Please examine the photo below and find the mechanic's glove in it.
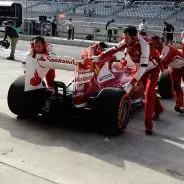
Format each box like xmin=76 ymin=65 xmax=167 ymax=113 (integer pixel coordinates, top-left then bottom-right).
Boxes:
xmin=91 ymin=55 xmax=100 ymax=62
xmin=124 ymin=82 xmax=133 ymax=94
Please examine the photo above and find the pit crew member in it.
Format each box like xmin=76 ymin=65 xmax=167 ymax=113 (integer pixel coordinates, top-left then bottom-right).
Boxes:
xmin=28 ymin=36 xmax=56 ymax=88
xmin=92 ymin=25 xmax=163 ymax=135
xmin=151 ymin=36 xmax=184 ymax=113
xmin=81 ymin=42 xmax=107 ymax=59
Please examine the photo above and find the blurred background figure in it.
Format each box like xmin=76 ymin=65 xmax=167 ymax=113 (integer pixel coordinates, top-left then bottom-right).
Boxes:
xmin=106 ymin=19 xmax=115 ymax=42
xmin=64 ymin=18 xmax=74 ymax=40
xmin=163 ymin=21 xmax=174 ymax=45
xmin=3 ymin=21 xmax=19 ymax=60
xmin=51 ymin=15 xmax=57 ymax=36
xmin=138 ymin=18 xmax=148 ymax=36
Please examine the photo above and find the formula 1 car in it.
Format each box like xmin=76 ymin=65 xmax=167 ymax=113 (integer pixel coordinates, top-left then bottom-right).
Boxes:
xmin=7 ymin=54 xmax=172 ymax=135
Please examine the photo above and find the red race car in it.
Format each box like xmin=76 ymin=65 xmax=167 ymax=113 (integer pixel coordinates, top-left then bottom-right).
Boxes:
xmin=7 ymin=54 xmax=172 ymax=135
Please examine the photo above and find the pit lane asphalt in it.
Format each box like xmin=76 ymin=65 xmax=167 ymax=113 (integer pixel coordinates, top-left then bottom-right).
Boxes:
xmin=0 ymin=42 xmax=184 ymax=184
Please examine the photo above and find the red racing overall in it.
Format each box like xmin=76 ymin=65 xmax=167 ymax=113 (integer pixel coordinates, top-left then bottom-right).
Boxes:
xmin=81 ymin=44 xmax=99 ymax=59
xmin=160 ymin=44 xmax=184 ymax=109
xmin=30 ymin=43 xmax=55 ymax=88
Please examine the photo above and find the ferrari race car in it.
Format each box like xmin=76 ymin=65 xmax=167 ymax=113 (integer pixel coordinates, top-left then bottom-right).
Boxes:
xmin=7 ymin=53 xmax=172 ymax=135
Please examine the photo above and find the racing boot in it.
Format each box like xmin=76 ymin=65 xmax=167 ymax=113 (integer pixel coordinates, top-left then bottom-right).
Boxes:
xmin=145 ymin=129 xmax=153 ymax=135
xmin=174 ymin=106 xmax=184 ymax=113
xmin=152 ymin=114 xmax=160 ymax=121
xmin=152 ymin=108 xmax=164 ymax=121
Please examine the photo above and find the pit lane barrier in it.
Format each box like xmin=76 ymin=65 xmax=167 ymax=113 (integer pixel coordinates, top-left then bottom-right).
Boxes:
xmin=0 ymin=29 xmax=182 ymax=49
xmin=0 ymin=26 xmax=183 ymax=71
xmin=1 ymin=19 xmax=183 ymax=47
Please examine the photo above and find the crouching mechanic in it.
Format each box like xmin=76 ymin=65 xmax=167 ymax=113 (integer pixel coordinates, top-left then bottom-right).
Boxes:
xmin=28 ymin=36 xmax=56 ymax=88
xmin=81 ymin=42 xmax=107 ymax=59
xmin=81 ymin=41 xmax=118 ymax=70
xmin=92 ymin=25 xmax=163 ymax=135
xmin=151 ymin=36 xmax=184 ymax=113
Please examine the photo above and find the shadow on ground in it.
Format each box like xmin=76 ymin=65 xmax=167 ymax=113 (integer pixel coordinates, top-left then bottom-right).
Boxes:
xmin=0 ymin=108 xmax=184 ymax=182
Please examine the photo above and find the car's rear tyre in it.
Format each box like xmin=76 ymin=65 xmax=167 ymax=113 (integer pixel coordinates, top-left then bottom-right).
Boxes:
xmin=96 ymin=88 xmax=130 ymax=135
xmin=158 ymin=70 xmax=173 ymax=99
xmin=8 ymin=75 xmax=47 ymax=116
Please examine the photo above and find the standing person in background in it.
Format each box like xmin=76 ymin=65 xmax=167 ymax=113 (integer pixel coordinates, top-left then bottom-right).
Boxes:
xmin=64 ymin=18 xmax=74 ymax=40
xmin=163 ymin=21 xmax=174 ymax=46
xmin=106 ymin=19 xmax=115 ymax=42
xmin=84 ymin=8 xmax=87 ymax=16
xmin=138 ymin=18 xmax=148 ymax=36
xmin=51 ymin=15 xmax=57 ymax=36
xmin=73 ymin=7 xmax=76 ymax=14
xmin=3 ymin=21 xmax=19 ymax=60
xmin=181 ymin=30 xmax=184 ymax=54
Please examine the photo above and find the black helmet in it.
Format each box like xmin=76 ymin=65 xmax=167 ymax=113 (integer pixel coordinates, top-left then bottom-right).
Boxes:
xmin=124 ymin=25 xmax=138 ymax=38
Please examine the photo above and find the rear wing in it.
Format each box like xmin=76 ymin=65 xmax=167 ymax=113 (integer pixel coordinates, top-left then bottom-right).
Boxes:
xmin=24 ymin=54 xmax=83 ymax=91
xmin=36 ymin=54 xmax=83 ymax=70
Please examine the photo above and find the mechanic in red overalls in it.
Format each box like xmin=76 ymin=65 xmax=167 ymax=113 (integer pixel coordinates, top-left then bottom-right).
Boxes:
xmin=151 ymin=36 xmax=184 ymax=113
xmin=81 ymin=42 xmax=107 ymax=59
xmin=92 ymin=25 xmax=163 ymax=135
xmin=29 ymin=36 xmax=55 ymax=88
xmin=81 ymin=41 xmax=117 ymax=69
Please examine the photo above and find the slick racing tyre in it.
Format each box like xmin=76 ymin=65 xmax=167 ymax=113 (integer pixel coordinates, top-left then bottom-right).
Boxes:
xmin=8 ymin=75 xmax=46 ymax=116
xmin=158 ymin=70 xmax=173 ymax=99
xmin=96 ymin=87 xmax=130 ymax=135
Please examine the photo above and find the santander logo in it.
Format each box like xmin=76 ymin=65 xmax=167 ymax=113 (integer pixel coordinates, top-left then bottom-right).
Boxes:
xmin=46 ymin=56 xmax=77 ymax=65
